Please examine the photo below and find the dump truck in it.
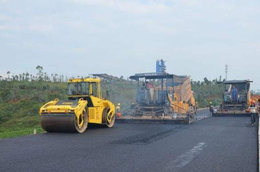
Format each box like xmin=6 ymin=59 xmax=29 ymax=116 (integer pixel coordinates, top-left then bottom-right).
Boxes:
xmin=117 ymin=72 xmax=196 ymax=124
xmin=39 ymin=78 xmax=115 ymax=133
xmin=213 ymin=80 xmax=258 ymax=116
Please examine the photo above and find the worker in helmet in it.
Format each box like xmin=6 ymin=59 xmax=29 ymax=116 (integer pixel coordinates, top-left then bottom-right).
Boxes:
xmin=250 ymin=100 xmax=255 ymax=107
xmin=116 ymin=103 xmax=121 ymax=112
xmin=209 ymin=102 xmax=213 ymax=114
xmin=115 ymin=103 xmax=122 ymax=118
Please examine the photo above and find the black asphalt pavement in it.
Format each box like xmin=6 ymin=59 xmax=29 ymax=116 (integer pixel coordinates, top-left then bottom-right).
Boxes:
xmin=0 ymin=110 xmax=257 ymax=172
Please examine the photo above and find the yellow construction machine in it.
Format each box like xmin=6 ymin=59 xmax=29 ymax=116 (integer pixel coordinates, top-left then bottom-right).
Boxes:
xmin=117 ymin=60 xmax=196 ymax=124
xmin=213 ymin=80 xmax=258 ymax=116
xmin=117 ymin=73 xmax=196 ymax=124
xmin=39 ymin=78 xmax=115 ymax=133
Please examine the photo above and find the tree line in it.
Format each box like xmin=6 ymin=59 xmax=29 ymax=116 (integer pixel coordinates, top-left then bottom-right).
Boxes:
xmin=0 ymin=66 xmax=67 ymax=82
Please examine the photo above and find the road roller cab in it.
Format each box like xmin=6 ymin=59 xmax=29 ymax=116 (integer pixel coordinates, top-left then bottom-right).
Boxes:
xmin=39 ymin=78 xmax=115 ymax=133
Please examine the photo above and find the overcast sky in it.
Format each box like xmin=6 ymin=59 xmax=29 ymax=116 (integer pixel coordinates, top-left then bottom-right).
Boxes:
xmin=0 ymin=0 xmax=259 ymax=90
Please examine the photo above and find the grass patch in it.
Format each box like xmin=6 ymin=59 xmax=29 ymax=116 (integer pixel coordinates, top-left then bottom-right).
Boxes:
xmin=0 ymin=127 xmax=44 ymax=139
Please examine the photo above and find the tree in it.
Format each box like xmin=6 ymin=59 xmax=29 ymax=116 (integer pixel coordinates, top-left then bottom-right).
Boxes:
xmin=19 ymin=74 xmax=22 ymax=81
xmin=44 ymin=72 xmax=47 ymax=81
xmin=36 ymin=65 xmax=44 ymax=81
xmin=25 ymin=72 xmax=29 ymax=81
xmin=54 ymin=74 xmax=58 ymax=82
xmin=7 ymin=71 xmax=10 ymax=81
xmin=61 ymin=75 xmax=64 ymax=82
xmin=15 ymin=75 xmax=19 ymax=81
xmin=203 ymin=77 xmax=210 ymax=85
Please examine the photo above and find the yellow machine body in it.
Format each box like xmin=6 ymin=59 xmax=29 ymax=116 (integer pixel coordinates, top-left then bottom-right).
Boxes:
xmin=39 ymin=78 xmax=115 ymax=133
xmin=166 ymin=81 xmax=196 ymax=116
xmin=167 ymin=93 xmax=195 ymax=115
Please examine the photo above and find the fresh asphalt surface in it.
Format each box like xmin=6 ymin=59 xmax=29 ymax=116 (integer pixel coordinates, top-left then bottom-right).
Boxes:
xmin=0 ymin=110 xmax=257 ymax=172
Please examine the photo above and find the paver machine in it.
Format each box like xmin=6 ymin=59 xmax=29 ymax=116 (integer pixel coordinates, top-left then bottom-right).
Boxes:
xmin=213 ymin=80 xmax=257 ymax=116
xmin=39 ymin=78 xmax=115 ymax=133
xmin=117 ymin=72 xmax=196 ymax=124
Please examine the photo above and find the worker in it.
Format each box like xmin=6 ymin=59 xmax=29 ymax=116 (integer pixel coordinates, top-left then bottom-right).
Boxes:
xmin=231 ymin=85 xmax=238 ymax=102
xmin=116 ymin=103 xmax=121 ymax=112
xmin=250 ymin=100 xmax=257 ymax=126
xmin=193 ymin=102 xmax=198 ymax=114
xmin=209 ymin=102 xmax=213 ymax=114
xmin=146 ymin=81 xmax=154 ymax=89
xmin=250 ymin=100 xmax=255 ymax=107
xmin=115 ymin=103 xmax=122 ymax=118
xmin=258 ymin=99 xmax=260 ymax=111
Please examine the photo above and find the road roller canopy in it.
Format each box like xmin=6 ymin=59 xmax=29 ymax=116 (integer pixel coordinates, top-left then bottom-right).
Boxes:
xmin=68 ymin=78 xmax=101 ymax=83
xmin=67 ymin=78 xmax=102 ymax=98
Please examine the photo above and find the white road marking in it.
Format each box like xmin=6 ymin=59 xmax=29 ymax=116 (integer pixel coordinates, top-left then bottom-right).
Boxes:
xmin=167 ymin=142 xmax=207 ymax=170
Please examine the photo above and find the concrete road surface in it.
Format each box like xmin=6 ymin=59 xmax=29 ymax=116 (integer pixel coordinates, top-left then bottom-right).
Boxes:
xmin=0 ymin=110 xmax=257 ymax=172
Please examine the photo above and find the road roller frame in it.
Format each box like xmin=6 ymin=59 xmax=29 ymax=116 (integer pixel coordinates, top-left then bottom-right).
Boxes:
xmin=39 ymin=78 xmax=115 ymax=133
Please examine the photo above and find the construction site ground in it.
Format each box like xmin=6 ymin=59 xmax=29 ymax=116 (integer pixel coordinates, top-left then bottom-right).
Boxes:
xmin=0 ymin=109 xmax=258 ymax=172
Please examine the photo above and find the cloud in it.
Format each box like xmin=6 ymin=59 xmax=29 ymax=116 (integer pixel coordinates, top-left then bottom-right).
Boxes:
xmin=0 ymin=14 xmax=12 ymax=21
xmin=251 ymin=42 xmax=260 ymax=52
xmin=0 ymin=21 xmax=53 ymax=33
xmin=0 ymin=69 xmax=7 ymax=78
xmin=28 ymin=24 xmax=53 ymax=33
xmin=0 ymin=0 xmax=260 ymax=90
xmin=72 ymin=0 xmax=170 ymax=14
xmin=0 ymin=24 xmax=20 ymax=31
xmin=71 ymin=47 xmax=89 ymax=53
xmin=0 ymin=0 xmax=10 ymax=3
xmin=63 ymin=21 xmax=86 ymax=29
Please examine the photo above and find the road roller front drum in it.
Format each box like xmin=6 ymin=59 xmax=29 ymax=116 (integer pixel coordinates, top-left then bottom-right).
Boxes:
xmin=41 ymin=112 xmax=88 ymax=133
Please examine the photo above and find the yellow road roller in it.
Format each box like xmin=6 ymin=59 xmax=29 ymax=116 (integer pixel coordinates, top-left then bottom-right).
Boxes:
xmin=39 ymin=78 xmax=115 ymax=133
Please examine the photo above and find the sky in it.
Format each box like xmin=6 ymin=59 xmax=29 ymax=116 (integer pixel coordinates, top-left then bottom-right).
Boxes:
xmin=0 ymin=0 xmax=259 ymax=90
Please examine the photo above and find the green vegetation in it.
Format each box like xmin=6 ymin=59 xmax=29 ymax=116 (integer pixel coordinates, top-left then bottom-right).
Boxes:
xmin=192 ymin=77 xmax=224 ymax=108
xmin=0 ymin=67 xmax=136 ymax=139
xmin=0 ymin=67 xmax=223 ymax=139
xmin=101 ymin=79 xmax=136 ymax=110
xmin=0 ymin=80 xmax=67 ymax=139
